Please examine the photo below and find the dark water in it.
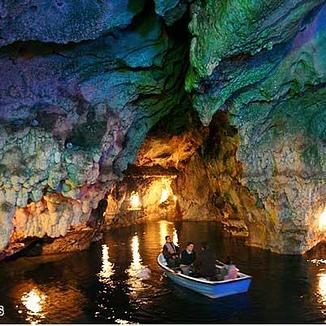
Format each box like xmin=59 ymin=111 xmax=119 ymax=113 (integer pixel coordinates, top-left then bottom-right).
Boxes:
xmin=1 ymin=220 xmax=326 ymax=324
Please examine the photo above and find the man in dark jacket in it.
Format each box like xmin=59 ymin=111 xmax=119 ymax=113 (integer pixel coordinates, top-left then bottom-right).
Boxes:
xmin=162 ymin=235 xmax=180 ymax=268
xmin=194 ymin=242 xmax=216 ymax=278
xmin=180 ymin=242 xmax=196 ymax=275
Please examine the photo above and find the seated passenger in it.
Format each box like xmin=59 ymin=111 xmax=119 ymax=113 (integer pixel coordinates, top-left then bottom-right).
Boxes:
xmin=224 ymin=256 xmax=239 ymax=280
xmin=180 ymin=242 xmax=196 ymax=275
xmin=162 ymin=235 xmax=180 ymax=268
xmin=194 ymin=242 xmax=217 ymax=279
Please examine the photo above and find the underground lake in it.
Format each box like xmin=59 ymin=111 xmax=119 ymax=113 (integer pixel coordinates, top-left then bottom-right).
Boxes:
xmin=1 ymin=220 xmax=326 ymax=324
xmin=2 ymin=0 xmax=326 ymax=324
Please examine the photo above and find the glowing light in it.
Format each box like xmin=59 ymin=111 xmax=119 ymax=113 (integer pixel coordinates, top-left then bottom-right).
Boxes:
xmin=22 ymin=289 xmax=45 ymax=314
xmin=98 ymin=244 xmax=114 ymax=285
xmin=159 ymin=220 xmax=169 ymax=247
xmin=21 ymin=288 xmax=46 ymax=324
xmin=320 ymin=208 xmax=326 ymax=230
xmin=173 ymin=228 xmax=179 ymax=247
xmin=159 ymin=220 xmax=178 ymax=247
xmin=129 ymin=191 xmax=141 ymax=210
xmin=317 ymin=272 xmax=326 ymax=308
xmin=310 ymin=259 xmax=326 ymax=266
xmin=127 ymin=234 xmax=149 ymax=296
xmin=131 ymin=235 xmax=141 ymax=270
xmin=160 ymin=186 xmax=169 ymax=204
xmin=116 ymin=319 xmax=133 ymax=324
xmin=173 ymin=195 xmax=177 ymax=201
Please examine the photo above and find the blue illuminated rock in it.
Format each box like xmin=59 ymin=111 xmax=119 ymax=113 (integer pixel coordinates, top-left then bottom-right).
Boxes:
xmin=0 ymin=0 xmax=145 ymax=46
xmin=154 ymin=0 xmax=189 ymax=25
xmin=0 ymin=6 xmax=187 ymax=253
xmin=1 ymin=0 xmax=326 ymax=256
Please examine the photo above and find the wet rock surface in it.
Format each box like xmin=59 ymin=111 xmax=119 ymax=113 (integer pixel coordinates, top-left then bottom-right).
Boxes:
xmin=187 ymin=0 xmax=326 ymax=253
xmin=0 ymin=1 xmax=188 ymax=254
xmin=1 ymin=0 xmax=326 ymax=256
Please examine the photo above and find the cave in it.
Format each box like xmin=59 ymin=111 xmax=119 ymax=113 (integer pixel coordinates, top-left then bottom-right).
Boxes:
xmin=1 ymin=0 xmax=326 ymax=260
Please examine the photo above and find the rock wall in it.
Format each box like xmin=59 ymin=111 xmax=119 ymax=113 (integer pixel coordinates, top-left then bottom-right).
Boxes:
xmin=103 ymin=173 xmax=178 ymax=229
xmin=187 ymin=0 xmax=326 ymax=254
xmin=0 ymin=1 xmax=189 ymax=254
xmin=1 ymin=0 xmax=326 ymax=256
xmin=133 ymin=111 xmax=263 ymax=239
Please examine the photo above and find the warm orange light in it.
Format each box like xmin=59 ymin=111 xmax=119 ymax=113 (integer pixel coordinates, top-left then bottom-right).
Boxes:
xmin=319 ymin=208 xmax=326 ymax=230
xmin=317 ymin=272 xmax=326 ymax=306
xmin=129 ymin=191 xmax=141 ymax=210
xmin=173 ymin=228 xmax=179 ymax=247
xmin=98 ymin=244 xmax=114 ymax=284
xmin=159 ymin=220 xmax=169 ymax=247
xmin=21 ymin=288 xmax=46 ymax=324
xmin=160 ymin=186 xmax=169 ymax=204
xmin=127 ymin=234 xmax=149 ymax=295
xmin=131 ymin=235 xmax=141 ymax=270
xmin=22 ymin=289 xmax=46 ymax=314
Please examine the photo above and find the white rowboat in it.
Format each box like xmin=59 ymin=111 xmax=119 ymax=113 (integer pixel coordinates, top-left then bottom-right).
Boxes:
xmin=157 ymin=253 xmax=252 ymax=299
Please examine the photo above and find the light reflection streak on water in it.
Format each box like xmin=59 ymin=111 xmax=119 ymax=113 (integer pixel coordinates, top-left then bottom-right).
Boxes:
xmin=159 ymin=220 xmax=178 ymax=247
xmin=310 ymin=259 xmax=326 ymax=266
xmin=21 ymin=288 xmax=46 ymax=324
xmin=98 ymin=244 xmax=115 ymax=286
xmin=159 ymin=220 xmax=169 ymax=247
xmin=127 ymin=234 xmax=147 ymax=295
xmin=173 ymin=228 xmax=179 ymax=247
xmin=116 ymin=318 xmax=138 ymax=324
xmin=131 ymin=235 xmax=142 ymax=270
xmin=316 ymin=271 xmax=326 ymax=320
xmin=319 ymin=273 xmax=326 ymax=300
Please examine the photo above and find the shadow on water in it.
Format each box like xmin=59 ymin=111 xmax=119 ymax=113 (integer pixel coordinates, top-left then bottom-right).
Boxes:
xmin=1 ymin=220 xmax=326 ymax=323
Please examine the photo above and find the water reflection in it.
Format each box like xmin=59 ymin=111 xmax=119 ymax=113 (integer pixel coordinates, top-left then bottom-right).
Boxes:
xmin=159 ymin=220 xmax=179 ymax=247
xmin=159 ymin=220 xmax=169 ymax=247
xmin=309 ymin=259 xmax=326 ymax=266
xmin=173 ymin=228 xmax=179 ymax=246
xmin=98 ymin=244 xmax=115 ymax=286
xmin=115 ymin=318 xmax=136 ymax=324
xmin=21 ymin=288 xmax=46 ymax=324
xmin=6 ymin=221 xmax=326 ymax=323
xmin=317 ymin=273 xmax=326 ymax=307
xmin=131 ymin=235 xmax=142 ymax=270
xmin=127 ymin=234 xmax=147 ymax=295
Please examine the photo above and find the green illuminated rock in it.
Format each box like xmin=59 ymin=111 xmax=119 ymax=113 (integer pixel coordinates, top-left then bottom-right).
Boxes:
xmin=187 ymin=0 xmax=326 ymax=253
xmin=187 ymin=0 xmax=325 ymax=125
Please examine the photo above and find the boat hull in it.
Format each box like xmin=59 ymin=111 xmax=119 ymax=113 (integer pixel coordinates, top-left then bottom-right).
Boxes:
xmin=158 ymin=254 xmax=252 ymax=299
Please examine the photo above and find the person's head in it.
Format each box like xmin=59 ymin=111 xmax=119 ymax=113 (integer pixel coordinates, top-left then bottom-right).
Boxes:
xmin=186 ymin=242 xmax=194 ymax=252
xmin=165 ymin=235 xmax=172 ymax=243
xmin=226 ymin=256 xmax=233 ymax=265
xmin=200 ymin=242 xmax=209 ymax=251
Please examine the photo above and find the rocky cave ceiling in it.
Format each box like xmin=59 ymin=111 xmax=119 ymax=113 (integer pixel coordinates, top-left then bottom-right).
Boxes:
xmin=0 ymin=0 xmax=326 ymax=256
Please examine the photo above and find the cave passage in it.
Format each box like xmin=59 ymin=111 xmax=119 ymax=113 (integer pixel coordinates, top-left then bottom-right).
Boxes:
xmin=103 ymin=165 xmax=181 ymax=228
xmin=2 ymin=0 xmax=326 ymax=323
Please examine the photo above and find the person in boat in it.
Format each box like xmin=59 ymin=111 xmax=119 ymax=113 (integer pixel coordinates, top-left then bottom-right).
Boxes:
xmin=163 ymin=235 xmax=180 ymax=268
xmin=180 ymin=241 xmax=196 ymax=275
xmin=223 ymin=256 xmax=239 ymax=280
xmin=194 ymin=242 xmax=217 ymax=279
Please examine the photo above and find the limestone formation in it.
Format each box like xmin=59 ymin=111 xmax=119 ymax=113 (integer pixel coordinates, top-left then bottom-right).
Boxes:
xmin=187 ymin=0 xmax=326 ymax=253
xmin=1 ymin=0 xmax=326 ymax=257
xmin=0 ymin=2 xmax=187 ymax=254
xmin=0 ymin=0 xmax=145 ymax=46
